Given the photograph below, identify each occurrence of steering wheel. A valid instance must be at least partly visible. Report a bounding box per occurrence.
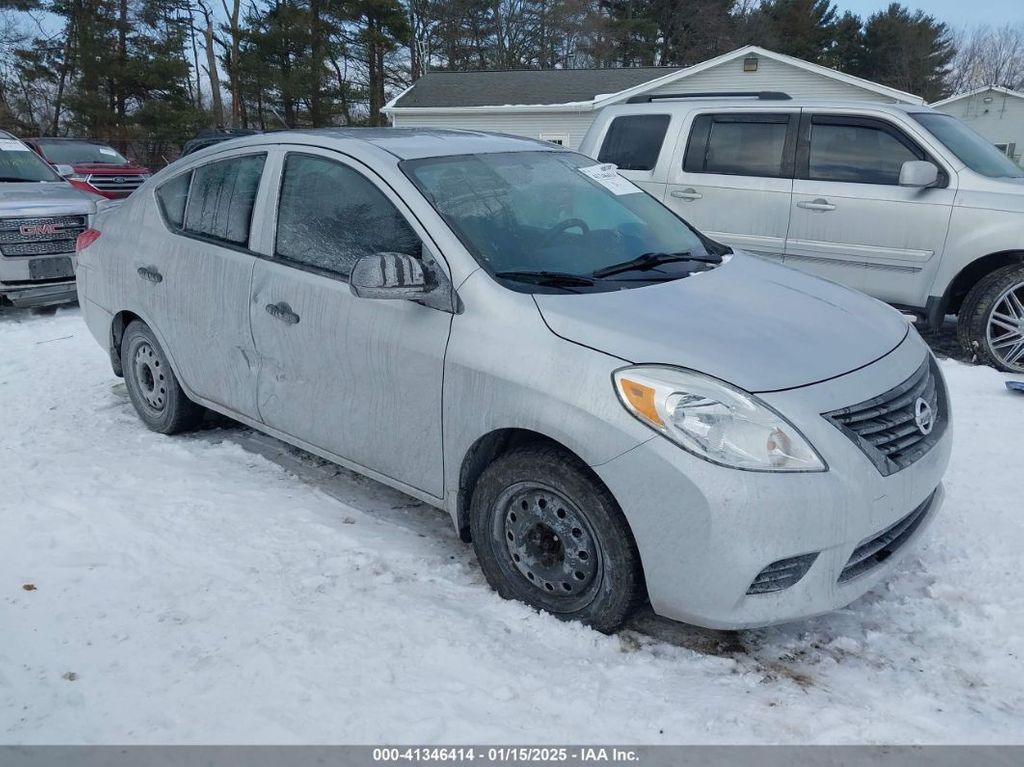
[541,218,590,248]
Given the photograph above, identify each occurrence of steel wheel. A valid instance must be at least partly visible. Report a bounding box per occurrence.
[494,481,604,611]
[986,280,1024,372]
[132,341,167,411]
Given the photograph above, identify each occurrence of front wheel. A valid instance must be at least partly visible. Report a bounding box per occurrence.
[958,263,1024,373]
[469,444,643,633]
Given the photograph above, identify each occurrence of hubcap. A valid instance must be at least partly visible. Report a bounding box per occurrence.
[987,281,1024,372]
[499,483,600,599]
[133,342,167,411]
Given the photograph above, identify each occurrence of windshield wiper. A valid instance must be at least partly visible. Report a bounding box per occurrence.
[592,250,721,278]
[494,270,595,290]
[0,176,40,182]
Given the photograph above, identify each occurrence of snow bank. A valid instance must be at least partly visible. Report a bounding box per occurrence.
[1,309,1021,743]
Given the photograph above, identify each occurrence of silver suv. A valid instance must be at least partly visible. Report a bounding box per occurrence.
[0,130,97,308]
[580,94,1024,372]
[76,129,951,631]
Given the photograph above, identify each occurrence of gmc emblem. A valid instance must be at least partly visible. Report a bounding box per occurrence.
[19,223,60,237]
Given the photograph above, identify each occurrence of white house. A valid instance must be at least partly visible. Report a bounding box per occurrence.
[383,45,923,150]
[931,86,1024,164]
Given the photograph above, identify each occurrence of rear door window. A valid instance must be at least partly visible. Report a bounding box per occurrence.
[684,114,794,178]
[597,114,671,171]
[183,154,265,246]
[806,117,923,185]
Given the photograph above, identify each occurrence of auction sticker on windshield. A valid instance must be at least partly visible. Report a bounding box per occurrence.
[0,140,30,152]
[578,163,641,196]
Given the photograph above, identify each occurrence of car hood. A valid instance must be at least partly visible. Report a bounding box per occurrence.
[0,182,99,216]
[534,252,909,393]
[71,163,149,174]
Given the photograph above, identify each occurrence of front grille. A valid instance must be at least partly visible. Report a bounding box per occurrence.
[838,491,935,583]
[86,174,145,193]
[746,553,818,595]
[0,215,87,258]
[823,357,947,476]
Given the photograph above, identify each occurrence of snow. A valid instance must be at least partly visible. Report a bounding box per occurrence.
[2,308,1023,744]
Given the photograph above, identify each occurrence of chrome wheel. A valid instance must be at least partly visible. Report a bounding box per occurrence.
[132,341,167,411]
[496,482,602,609]
[987,280,1024,372]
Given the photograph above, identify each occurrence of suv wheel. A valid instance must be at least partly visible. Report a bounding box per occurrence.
[958,263,1024,373]
[469,444,643,633]
[121,321,204,434]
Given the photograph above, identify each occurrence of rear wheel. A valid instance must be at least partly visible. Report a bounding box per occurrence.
[469,444,643,633]
[121,321,204,434]
[958,263,1024,373]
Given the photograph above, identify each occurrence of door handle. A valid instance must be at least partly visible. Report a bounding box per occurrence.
[670,188,703,201]
[796,198,836,212]
[265,301,300,326]
[137,266,163,284]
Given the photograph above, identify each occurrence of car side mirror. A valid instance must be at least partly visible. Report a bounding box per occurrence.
[349,252,429,300]
[55,164,76,179]
[899,160,939,188]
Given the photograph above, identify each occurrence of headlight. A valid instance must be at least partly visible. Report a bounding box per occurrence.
[613,366,826,472]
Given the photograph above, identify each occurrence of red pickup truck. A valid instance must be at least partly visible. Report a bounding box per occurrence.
[23,137,151,199]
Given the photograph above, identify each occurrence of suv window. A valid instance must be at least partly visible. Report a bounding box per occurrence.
[807,117,921,185]
[155,171,191,229]
[597,114,670,171]
[183,154,265,246]
[276,153,421,278]
[684,114,792,178]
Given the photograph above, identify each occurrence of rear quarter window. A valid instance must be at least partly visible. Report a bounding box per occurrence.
[597,114,671,171]
[155,171,191,229]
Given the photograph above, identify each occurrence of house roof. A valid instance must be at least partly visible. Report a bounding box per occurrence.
[931,85,1024,108]
[384,45,923,114]
[387,67,685,109]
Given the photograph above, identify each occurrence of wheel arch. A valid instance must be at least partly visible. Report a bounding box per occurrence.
[455,428,621,544]
[940,250,1024,318]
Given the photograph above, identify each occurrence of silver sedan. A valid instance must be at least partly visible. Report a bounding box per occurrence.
[75,129,951,631]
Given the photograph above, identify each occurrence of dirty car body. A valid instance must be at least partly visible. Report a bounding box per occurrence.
[76,128,952,630]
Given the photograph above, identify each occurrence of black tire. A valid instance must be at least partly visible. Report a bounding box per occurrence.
[469,443,644,633]
[957,263,1024,373]
[121,321,204,434]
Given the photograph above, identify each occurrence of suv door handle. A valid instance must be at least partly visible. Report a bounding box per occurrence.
[265,301,300,326]
[796,198,836,212]
[670,188,703,201]
[137,266,163,284]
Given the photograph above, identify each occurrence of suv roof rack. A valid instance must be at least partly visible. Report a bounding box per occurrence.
[625,91,792,104]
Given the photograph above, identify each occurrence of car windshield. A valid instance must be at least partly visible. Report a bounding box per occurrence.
[402,151,715,292]
[37,139,129,165]
[0,139,62,182]
[913,113,1024,179]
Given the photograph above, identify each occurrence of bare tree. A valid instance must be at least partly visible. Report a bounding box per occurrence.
[949,23,1024,94]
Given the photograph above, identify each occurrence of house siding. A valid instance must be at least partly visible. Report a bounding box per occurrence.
[391,110,597,150]
[934,90,1024,164]
[642,57,901,102]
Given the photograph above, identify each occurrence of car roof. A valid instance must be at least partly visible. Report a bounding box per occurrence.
[598,98,936,116]
[26,136,113,144]
[192,127,566,161]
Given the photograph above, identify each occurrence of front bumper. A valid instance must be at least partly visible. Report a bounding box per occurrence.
[593,330,952,629]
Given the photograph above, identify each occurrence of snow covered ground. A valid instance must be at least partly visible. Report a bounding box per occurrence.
[1,307,1022,744]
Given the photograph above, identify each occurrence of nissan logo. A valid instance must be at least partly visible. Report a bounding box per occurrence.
[914,397,935,436]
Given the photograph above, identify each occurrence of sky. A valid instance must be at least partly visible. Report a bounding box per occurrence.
[839,0,1024,29]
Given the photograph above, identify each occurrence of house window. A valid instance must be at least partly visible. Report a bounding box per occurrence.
[540,133,569,147]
